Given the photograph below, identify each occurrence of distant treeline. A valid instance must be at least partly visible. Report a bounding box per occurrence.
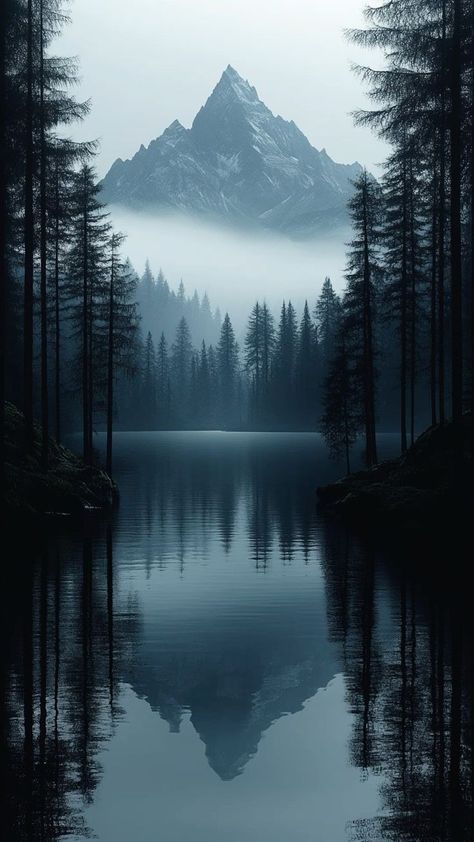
[118,273,339,431]
[117,269,425,435]
[138,262,222,348]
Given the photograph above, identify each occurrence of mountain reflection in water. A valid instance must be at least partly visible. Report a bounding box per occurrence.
[1,432,473,842]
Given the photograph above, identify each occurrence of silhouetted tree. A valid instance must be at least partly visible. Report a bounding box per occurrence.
[314,278,340,363]
[171,316,193,423]
[217,313,239,427]
[106,232,139,475]
[67,165,110,463]
[344,170,381,467]
[295,300,318,425]
[321,309,359,474]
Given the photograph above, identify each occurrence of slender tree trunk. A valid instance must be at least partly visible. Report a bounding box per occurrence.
[39,0,49,467]
[362,181,377,467]
[343,394,351,474]
[450,0,463,424]
[82,182,89,463]
[54,162,61,442]
[87,282,94,459]
[23,0,34,450]
[106,241,115,476]
[254,305,261,421]
[431,165,438,426]
[401,156,408,453]
[409,159,417,446]
[471,16,474,417]
[0,2,7,488]
[438,0,447,424]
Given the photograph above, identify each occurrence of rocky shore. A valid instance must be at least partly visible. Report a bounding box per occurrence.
[3,403,116,519]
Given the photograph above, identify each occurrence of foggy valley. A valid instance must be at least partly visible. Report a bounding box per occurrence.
[110,205,350,327]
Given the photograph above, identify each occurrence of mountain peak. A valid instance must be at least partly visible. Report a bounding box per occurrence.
[224,63,241,79]
[101,68,363,237]
[211,65,260,106]
[163,119,185,135]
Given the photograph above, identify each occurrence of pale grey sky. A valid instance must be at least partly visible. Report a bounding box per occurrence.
[59,0,387,178]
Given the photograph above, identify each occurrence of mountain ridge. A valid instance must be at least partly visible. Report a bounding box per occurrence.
[101,65,362,237]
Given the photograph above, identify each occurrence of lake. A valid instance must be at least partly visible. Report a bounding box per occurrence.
[1,432,472,842]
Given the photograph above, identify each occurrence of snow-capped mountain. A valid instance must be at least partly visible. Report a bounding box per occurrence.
[101,65,362,237]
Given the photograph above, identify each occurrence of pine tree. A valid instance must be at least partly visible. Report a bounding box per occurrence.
[273,300,297,425]
[349,0,472,428]
[157,332,170,425]
[261,303,275,396]
[106,232,139,474]
[344,170,381,467]
[321,312,360,474]
[295,301,317,426]
[217,313,239,427]
[197,341,211,426]
[143,331,157,428]
[382,138,425,452]
[171,316,193,422]
[245,302,263,421]
[315,278,340,363]
[67,165,110,463]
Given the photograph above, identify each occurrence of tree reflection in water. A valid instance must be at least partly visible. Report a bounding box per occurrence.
[322,521,474,842]
[1,433,472,841]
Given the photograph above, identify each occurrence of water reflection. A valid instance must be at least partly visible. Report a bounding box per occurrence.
[322,520,474,842]
[1,432,473,841]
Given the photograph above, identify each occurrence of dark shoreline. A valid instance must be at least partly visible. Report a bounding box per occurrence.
[317,414,473,540]
[3,403,116,521]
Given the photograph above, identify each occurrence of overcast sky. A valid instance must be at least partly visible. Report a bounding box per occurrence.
[59,0,388,178]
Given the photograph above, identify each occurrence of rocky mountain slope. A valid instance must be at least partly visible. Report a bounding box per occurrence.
[101,65,362,237]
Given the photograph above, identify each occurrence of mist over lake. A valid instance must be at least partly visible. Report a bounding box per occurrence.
[110,205,349,324]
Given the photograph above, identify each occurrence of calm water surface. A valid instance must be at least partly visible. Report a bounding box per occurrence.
[2,432,473,841]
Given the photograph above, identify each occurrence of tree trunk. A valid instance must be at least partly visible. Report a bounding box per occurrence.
[87,280,93,460]
[362,180,377,467]
[23,0,34,450]
[39,0,49,467]
[430,165,438,426]
[409,157,417,446]
[0,3,7,486]
[106,241,115,476]
[82,181,89,463]
[438,0,447,424]
[471,15,474,417]
[450,0,463,423]
[401,156,408,453]
[54,161,61,443]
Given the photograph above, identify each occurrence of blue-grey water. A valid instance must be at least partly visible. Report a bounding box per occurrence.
[2,432,472,842]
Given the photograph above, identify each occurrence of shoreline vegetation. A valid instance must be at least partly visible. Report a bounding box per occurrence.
[317,414,473,538]
[4,403,115,520]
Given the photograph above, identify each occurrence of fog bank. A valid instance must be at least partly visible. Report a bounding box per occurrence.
[110,206,349,325]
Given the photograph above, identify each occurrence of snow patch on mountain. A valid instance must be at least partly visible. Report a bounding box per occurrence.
[101,65,363,237]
